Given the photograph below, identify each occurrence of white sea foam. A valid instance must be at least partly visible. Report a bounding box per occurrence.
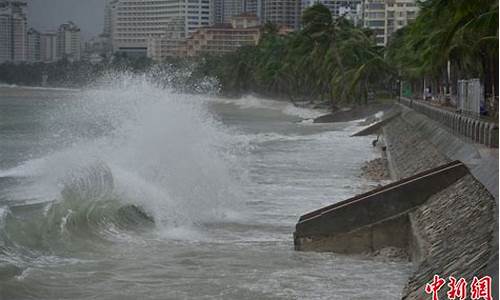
[375,111,385,119]
[0,73,245,230]
[217,95,327,119]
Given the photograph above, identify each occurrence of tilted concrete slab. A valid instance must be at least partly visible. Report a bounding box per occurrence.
[294,160,469,253]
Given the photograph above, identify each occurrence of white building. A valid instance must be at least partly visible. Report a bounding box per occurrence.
[111,0,212,56]
[57,21,81,61]
[40,32,57,62]
[27,27,40,62]
[363,0,418,46]
[214,0,261,25]
[384,0,418,42]
[222,0,244,24]
[243,0,260,18]
[103,0,116,37]
[262,0,300,29]
[0,0,27,63]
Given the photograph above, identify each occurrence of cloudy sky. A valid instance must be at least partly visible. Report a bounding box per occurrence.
[26,0,105,40]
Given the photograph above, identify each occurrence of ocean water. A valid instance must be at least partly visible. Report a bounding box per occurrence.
[0,76,410,299]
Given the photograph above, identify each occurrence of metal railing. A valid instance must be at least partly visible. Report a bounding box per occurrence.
[400,97,498,148]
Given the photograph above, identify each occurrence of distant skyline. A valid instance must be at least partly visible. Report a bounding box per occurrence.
[25,0,105,40]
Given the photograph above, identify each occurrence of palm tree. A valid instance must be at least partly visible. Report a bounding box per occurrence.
[386,0,498,108]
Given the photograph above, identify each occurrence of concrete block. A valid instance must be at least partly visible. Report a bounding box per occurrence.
[294,214,410,254]
[294,161,469,252]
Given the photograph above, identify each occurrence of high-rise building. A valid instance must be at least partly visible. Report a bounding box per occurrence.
[384,0,418,42]
[111,0,212,56]
[244,0,260,17]
[363,0,418,46]
[0,3,13,63]
[40,31,58,62]
[57,21,81,61]
[214,0,261,25]
[102,0,118,56]
[262,0,300,29]
[11,1,26,62]
[363,0,387,45]
[27,27,40,62]
[0,0,27,63]
[214,0,225,24]
[223,0,244,24]
[103,0,116,37]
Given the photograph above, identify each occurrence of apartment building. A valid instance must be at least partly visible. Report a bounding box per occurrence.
[214,0,261,25]
[57,21,81,61]
[111,0,212,56]
[40,32,57,62]
[0,0,27,63]
[385,0,418,40]
[103,0,116,37]
[147,35,186,60]
[363,0,418,46]
[0,1,84,64]
[363,0,385,45]
[27,27,40,62]
[223,0,244,24]
[185,13,260,56]
[243,0,260,18]
[147,14,260,60]
[262,0,300,29]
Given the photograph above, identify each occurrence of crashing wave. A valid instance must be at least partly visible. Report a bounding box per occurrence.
[0,162,155,262]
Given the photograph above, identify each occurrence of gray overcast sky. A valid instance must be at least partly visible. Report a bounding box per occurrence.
[26,0,105,40]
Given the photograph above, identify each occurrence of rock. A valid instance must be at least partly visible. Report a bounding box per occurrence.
[373,247,408,260]
[361,158,390,181]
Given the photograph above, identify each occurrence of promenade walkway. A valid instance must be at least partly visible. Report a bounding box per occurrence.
[399,97,498,148]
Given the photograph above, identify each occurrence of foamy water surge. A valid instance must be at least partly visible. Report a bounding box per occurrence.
[0,73,243,261]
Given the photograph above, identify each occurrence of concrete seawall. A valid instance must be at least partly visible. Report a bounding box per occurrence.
[294,103,498,299]
[384,106,497,299]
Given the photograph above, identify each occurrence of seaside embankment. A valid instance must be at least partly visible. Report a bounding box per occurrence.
[294,101,498,299]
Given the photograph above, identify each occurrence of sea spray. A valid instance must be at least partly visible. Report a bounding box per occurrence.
[0,72,246,255]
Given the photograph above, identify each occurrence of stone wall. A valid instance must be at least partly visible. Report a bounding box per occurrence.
[403,175,495,299]
[383,116,450,179]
